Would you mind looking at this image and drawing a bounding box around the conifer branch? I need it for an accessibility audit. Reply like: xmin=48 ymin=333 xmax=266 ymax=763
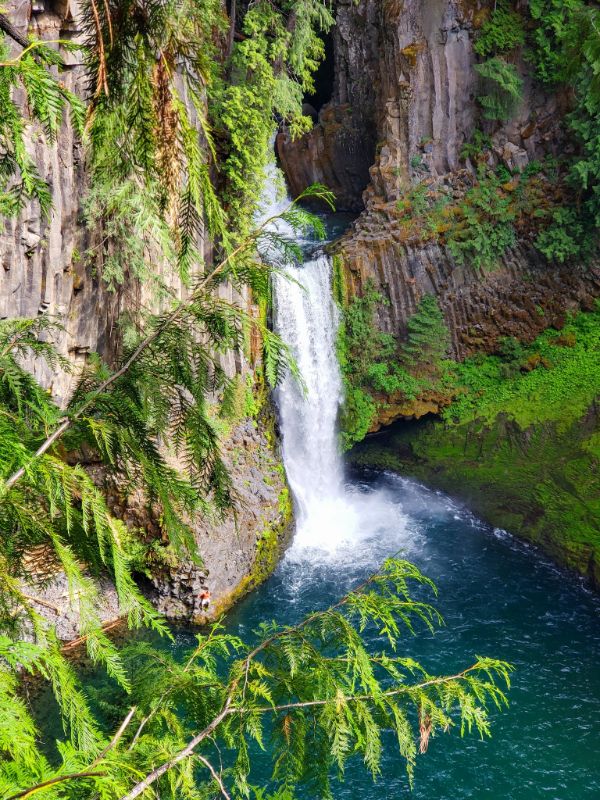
xmin=1 ymin=194 xmax=322 ymax=494
xmin=248 ymin=665 xmax=491 ymax=713
xmin=117 ymin=562 xmax=445 ymax=800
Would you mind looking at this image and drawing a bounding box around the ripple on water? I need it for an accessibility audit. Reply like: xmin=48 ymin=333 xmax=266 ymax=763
xmin=222 ymin=472 xmax=600 ymax=799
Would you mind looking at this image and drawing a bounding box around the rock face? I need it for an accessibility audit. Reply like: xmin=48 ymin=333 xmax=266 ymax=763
xmin=279 ymin=0 xmax=600 ymax=362
xmin=149 ymin=418 xmax=291 ymax=624
xmin=338 ymin=227 xmax=600 ymax=360
xmin=3 ymin=0 xmax=290 ymax=636
xmin=22 ymin=415 xmax=291 ymax=637
xmin=277 ymin=0 xmax=381 ymax=211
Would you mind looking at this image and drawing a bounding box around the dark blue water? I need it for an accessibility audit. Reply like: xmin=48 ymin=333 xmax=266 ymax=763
xmin=171 ymin=470 xmax=600 ymax=798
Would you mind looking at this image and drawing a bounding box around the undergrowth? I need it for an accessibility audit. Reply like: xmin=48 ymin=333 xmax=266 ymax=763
xmin=337 ymin=284 xmax=450 ymax=449
xmin=446 ymin=302 xmax=600 ymax=428
xmin=394 ymin=162 xmax=564 ymax=270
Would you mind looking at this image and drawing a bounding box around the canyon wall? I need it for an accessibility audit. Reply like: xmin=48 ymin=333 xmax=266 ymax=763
xmin=279 ymin=0 xmax=600 ymax=587
xmin=1 ymin=0 xmax=290 ymax=632
xmin=279 ymin=0 xmax=600 ymax=362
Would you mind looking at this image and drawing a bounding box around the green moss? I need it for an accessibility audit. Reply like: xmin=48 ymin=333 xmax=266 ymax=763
xmin=447 ymin=304 xmax=600 ymax=428
xmin=352 ymin=412 xmax=600 ymax=586
xmin=350 ymin=306 xmax=600 ymax=587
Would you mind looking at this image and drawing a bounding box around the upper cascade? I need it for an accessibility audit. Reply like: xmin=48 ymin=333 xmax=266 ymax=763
xmin=260 ymin=159 xmax=360 ymax=550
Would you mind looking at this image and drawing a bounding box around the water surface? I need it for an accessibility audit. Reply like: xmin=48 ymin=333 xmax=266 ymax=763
xmin=198 ymin=471 xmax=600 ymax=798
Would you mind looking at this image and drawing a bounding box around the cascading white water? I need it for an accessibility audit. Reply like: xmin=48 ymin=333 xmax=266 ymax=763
xmin=272 ymin=253 xmax=360 ymax=547
xmin=257 ymin=159 xmax=361 ymax=550
xmin=258 ymin=155 xmax=406 ymax=561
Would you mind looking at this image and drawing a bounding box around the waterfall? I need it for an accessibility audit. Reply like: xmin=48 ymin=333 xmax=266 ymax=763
xmin=273 ymin=254 xmax=358 ymax=546
xmin=260 ymin=159 xmax=359 ymax=550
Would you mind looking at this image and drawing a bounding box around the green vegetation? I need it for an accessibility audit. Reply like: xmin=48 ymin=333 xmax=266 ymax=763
xmin=446 ymin=169 xmax=517 ymax=269
xmin=525 ymin=0 xmax=600 ymax=260
xmin=351 ymin=306 xmax=600 ymax=586
xmin=402 ymin=295 xmax=451 ymax=372
xmin=1 ymin=0 xmax=335 ymax=295
xmin=475 ymin=56 xmax=523 ymax=122
xmin=0 ymin=558 xmax=511 ymax=800
xmin=336 ymin=283 xmax=450 ymax=449
xmin=528 ymin=0 xmax=581 ymax=85
xmin=394 ymin=164 xmax=560 ymax=270
xmin=470 ymin=1 xmax=525 ymax=122
xmin=456 ymin=1 xmax=600 ymax=263
xmin=474 ymin=1 xmax=526 ymax=58
xmin=446 ymin=303 xmax=600 ymax=428
xmin=0 ymin=34 xmax=84 ymax=216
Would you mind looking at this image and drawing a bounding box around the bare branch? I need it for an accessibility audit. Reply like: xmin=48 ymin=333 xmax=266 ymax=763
xmin=91 ymin=707 xmax=137 ymax=767
xmin=195 ymin=754 xmax=231 ymax=800
xmin=119 ymin=698 xmax=235 ymax=800
xmin=0 ymin=13 xmax=29 ymax=49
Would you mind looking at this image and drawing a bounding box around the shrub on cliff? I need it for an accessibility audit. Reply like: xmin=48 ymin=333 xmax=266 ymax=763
xmin=527 ymin=1 xmax=600 ymax=259
xmin=474 ymin=0 xmax=526 ymax=58
xmin=446 ymin=170 xmax=517 ymax=270
xmin=475 ymin=56 xmax=524 ymax=122
xmin=337 ymin=288 xmax=452 ymax=449
xmin=402 ymin=295 xmax=450 ymax=375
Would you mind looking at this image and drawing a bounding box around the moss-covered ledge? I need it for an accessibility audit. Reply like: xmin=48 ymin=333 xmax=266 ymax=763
xmin=207 ymin=478 xmax=293 ymax=621
xmin=349 ymin=407 xmax=600 ymax=589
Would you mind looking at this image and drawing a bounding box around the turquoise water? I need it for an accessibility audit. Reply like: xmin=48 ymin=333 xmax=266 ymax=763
xmin=171 ymin=470 xmax=600 ymax=799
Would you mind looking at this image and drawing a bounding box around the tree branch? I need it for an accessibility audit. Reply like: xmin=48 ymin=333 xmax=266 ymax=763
xmin=248 ymin=665 xmax=483 ymax=713
xmin=5 ymin=772 xmax=106 ymax=800
xmin=0 ymin=13 xmax=29 ymax=49
xmin=117 ymin=568 xmax=398 ymax=800
xmin=90 ymin=706 xmax=137 ymax=767
xmin=119 ymin=698 xmax=235 ymax=800
xmin=196 ymin=754 xmax=231 ymax=800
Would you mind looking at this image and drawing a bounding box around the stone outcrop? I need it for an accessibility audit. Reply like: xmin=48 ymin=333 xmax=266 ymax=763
xmin=277 ymin=0 xmax=381 ymax=211
xmin=23 ymin=415 xmax=290 ymax=637
xmin=337 ymin=220 xmax=600 ymax=360
xmin=149 ymin=418 xmax=291 ymax=624
xmin=280 ymin=0 xmax=568 ymax=208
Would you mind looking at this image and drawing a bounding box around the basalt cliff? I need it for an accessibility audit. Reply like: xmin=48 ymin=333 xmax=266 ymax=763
xmin=0 ymin=0 xmax=291 ymax=636
xmin=278 ymin=0 xmax=600 ymax=587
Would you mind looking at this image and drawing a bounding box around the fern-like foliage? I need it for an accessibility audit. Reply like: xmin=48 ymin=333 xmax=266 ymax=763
xmin=0 ymin=185 xmax=330 ymax=763
xmin=475 ymin=56 xmax=524 ymax=122
xmin=0 ymin=558 xmax=512 ymax=800
xmin=527 ymin=1 xmax=600 ymax=257
xmin=0 ymin=35 xmax=84 ymax=217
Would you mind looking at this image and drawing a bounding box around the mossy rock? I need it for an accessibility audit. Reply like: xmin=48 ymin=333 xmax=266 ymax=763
xmin=350 ymin=407 xmax=600 ymax=590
